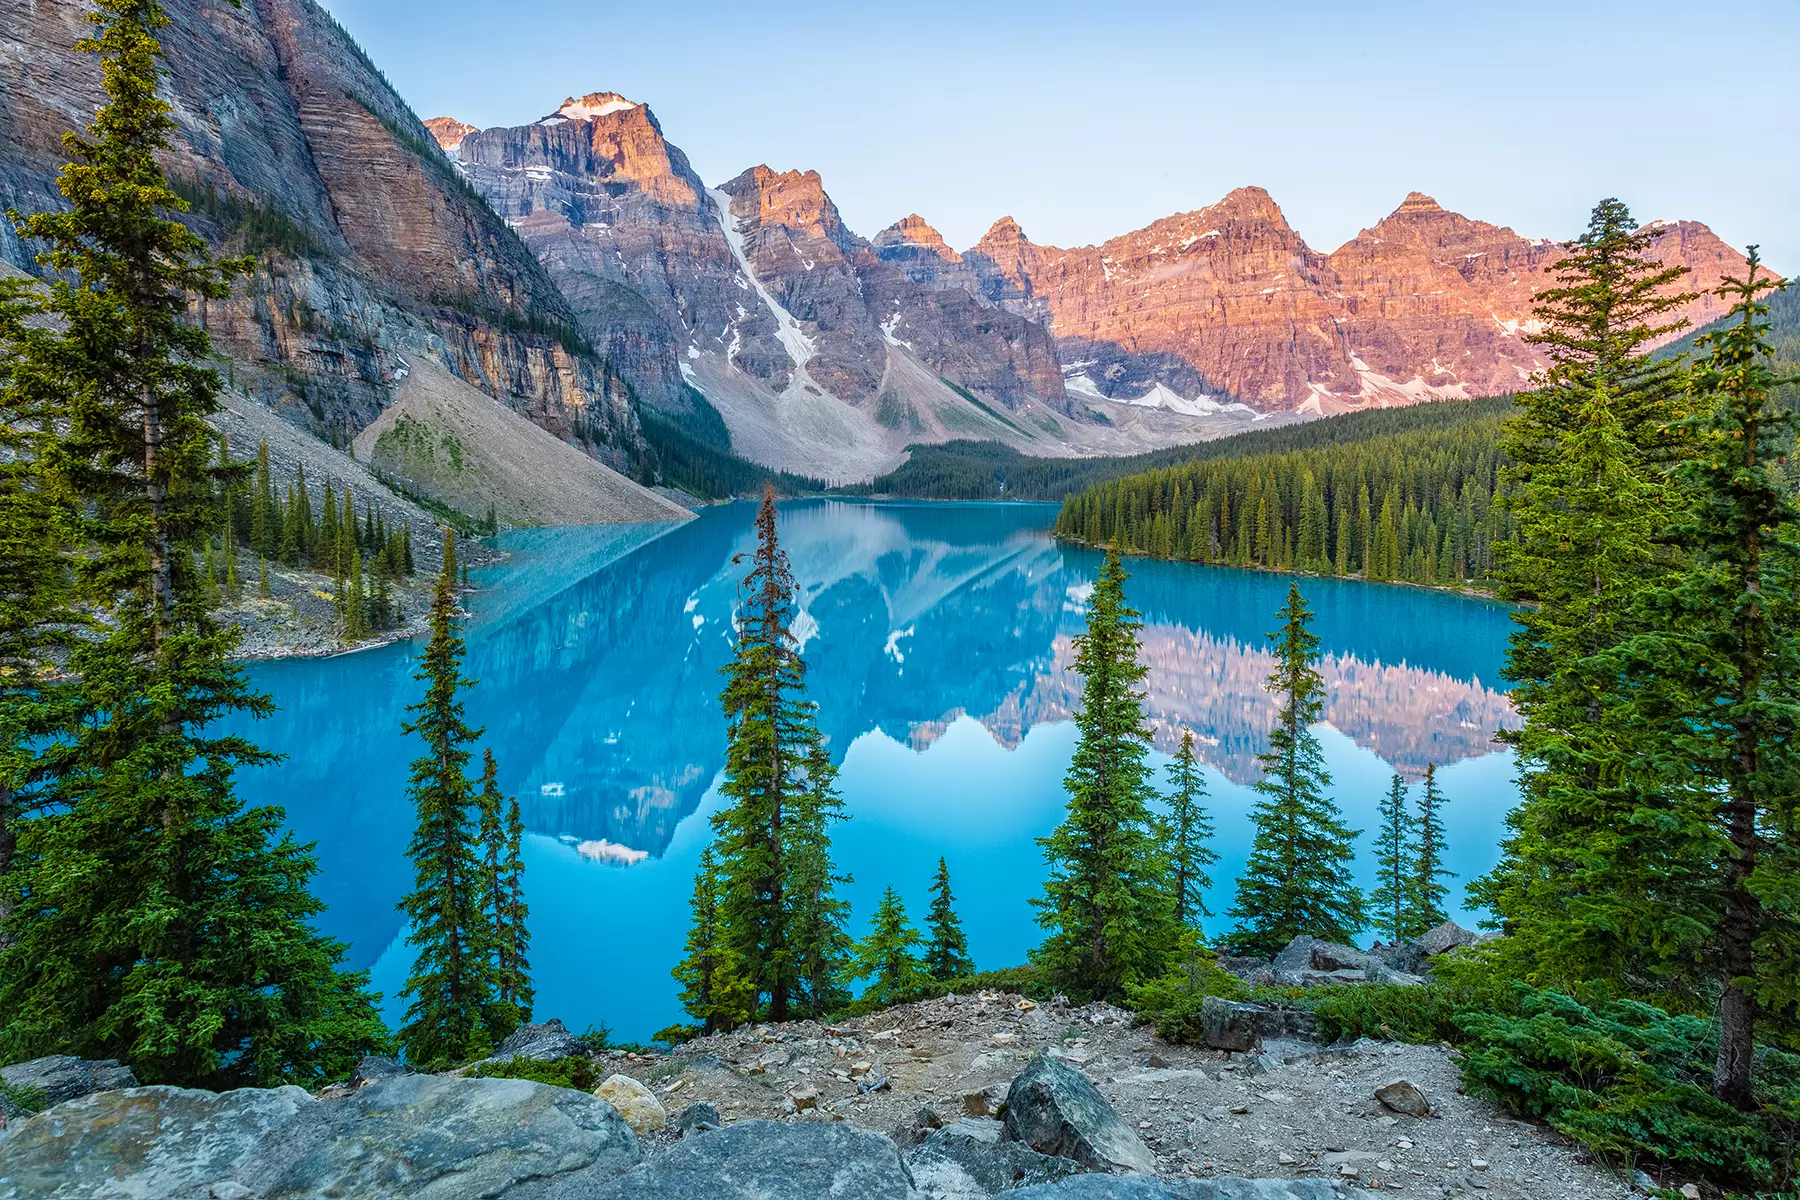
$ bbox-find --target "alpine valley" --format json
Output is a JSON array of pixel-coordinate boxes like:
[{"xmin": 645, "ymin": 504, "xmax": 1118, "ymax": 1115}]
[{"xmin": 0, "ymin": 0, "xmax": 1772, "ymax": 495}]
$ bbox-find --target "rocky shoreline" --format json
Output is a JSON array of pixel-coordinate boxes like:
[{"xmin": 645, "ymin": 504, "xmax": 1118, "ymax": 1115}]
[{"xmin": 0, "ymin": 979, "xmax": 1634, "ymax": 1200}]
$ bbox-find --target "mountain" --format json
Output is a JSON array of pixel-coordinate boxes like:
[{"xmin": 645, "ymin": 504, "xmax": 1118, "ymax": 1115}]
[
  {"xmin": 951, "ymin": 189, "xmax": 1772, "ymax": 415},
  {"xmin": 440, "ymin": 96, "xmax": 1271, "ymax": 481},
  {"xmin": 0, "ymin": 0, "xmax": 641, "ymax": 473}
]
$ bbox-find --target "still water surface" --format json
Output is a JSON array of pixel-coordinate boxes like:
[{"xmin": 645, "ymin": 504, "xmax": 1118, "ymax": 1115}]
[{"xmin": 236, "ymin": 500, "xmax": 1521, "ymax": 1041}]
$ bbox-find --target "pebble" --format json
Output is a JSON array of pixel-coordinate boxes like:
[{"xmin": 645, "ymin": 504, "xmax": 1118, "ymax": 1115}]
[{"xmin": 1229, "ymin": 1104, "xmax": 1250, "ymax": 1115}]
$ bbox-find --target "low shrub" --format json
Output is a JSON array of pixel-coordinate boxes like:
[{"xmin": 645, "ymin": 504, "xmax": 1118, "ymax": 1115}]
[
  {"xmin": 827, "ymin": 964, "xmax": 1053, "ymax": 1020},
  {"xmin": 1456, "ymin": 987, "xmax": 1800, "ymax": 1191},
  {"xmin": 470, "ymin": 1055, "xmax": 599, "ymax": 1093},
  {"xmin": 0, "ymin": 1080, "xmax": 46, "ymax": 1115},
  {"xmin": 1125, "ymin": 942, "xmax": 1250, "ymax": 1044}
]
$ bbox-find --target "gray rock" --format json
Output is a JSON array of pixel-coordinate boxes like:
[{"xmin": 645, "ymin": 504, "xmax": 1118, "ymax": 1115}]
[
  {"xmin": 1201, "ymin": 997, "xmax": 1264, "ymax": 1052},
  {"xmin": 351, "ymin": 1055, "xmax": 409, "ymax": 1086},
  {"xmin": 487, "ymin": 1017, "xmax": 593, "ymax": 1063},
  {"xmin": 583, "ymin": 1119, "xmax": 915, "ymax": 1199},
  {"xmin": 898, "ymin": 1105, "xmax": 945, "ymax": 1147},
  {"xmin": 0, "ymin": 1056, "xmax": 139, "ymax": 1109},
  {"xmin": 1416, "ymin": 921, "xmax": 1477, "ymax": 958},
  {"xmin": 1373, "ymin": 1079, "xmax": 1433, "ymax": 1118},
  {"xmin": 0, "ymin": 1074, "xmax": 641, "ymax": 1199},
  {"xmin": 906, "ymin": 1118, "xmax": 1081, "ymax": 1197},
  {"xmin": 1001, "ymin": 1050, "xmax": 1156, "ymax": 1174},
  {"xmin": 1008, "ymin": 1178, "xmax": 1348, "ymax": 1198},
  {"xmin": 674, "ymin": 1101, "xmax": 722, "ymax": 1135},
  {"xmin": 1269, "ymin": 937, "xmax": 1424, "ymax": 987}
]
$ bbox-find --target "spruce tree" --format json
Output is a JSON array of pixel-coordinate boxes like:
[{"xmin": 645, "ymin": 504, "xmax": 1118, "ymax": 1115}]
[
  {"xmin": 1226, "ymin": 585, "xmax": 1364, "ymax": 955},
  {"xmin": 1408, "ymin": 763, "xmax": 1452, "ymax": 937},
  {"xmin": 673, "ymin": 846, "xmax": 754, "ymax": 1034},
  {"xmin": 853, "ymin": 886, "xmax": 925, "ymax": 1008},
  {"xmin": 251, "ymin": 441, "xmax": 271, "ymax": 554},
  {"xmin": 923, "ymin": 857, "xmax": 973, "ymax": 982},
  {"xmin": 1160, "ymin": 728, "xmax": 1218, "ymax": 932},
  {"xmin": 0, "ymin": 0, "xmax": 385, "ymax": 1087},
  {"xmin": 498, "ymin": 791, "xmax": 532, "ymax": 1018},
  {"xmin": 474, "ymin": 749, "xmax": 528, "ymax": 1035},
  {"xmin": 1369, "ymin": 773, "xmax": 1416, "ymax": 944},
  {"xmin": 709, "ymin": 488, "xmax": 848, "ymax": 1020},
  {"xmin": 1611, "ymin": 256, "xmax": 1800, "ymax": 1106},
  {"xmin": 1475, "ymin": 198, "xmax": 1712, "ymax": 996},
  {"xmin": 397, "ymin": 552, "xmax": 502, "ymax": 1064},
  {"xmin": 786, "ymin": 737, "xmax": 853, "ymax": 1017},
  {"xmin": 1032, "ymin": 549, "xmax": 1175, "ymax": 1000}
]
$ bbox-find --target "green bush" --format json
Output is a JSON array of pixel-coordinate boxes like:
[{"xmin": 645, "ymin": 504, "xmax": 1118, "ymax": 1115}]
[
  {"xmin": 470, "ymin": 1055, "xmax": 599, "ymax": 1093},
  {"xmin": 0, "ymin": 1080, "xmax": 46, "ymax": 1115},
  {"xmin": 826, "ymin": 964, "xmax": 1053, "ymax": 1020},
  {"xmin": 1457, "ymin": 987, "xmax": 1800, "ymax": 1190},
  {"xmin": 1125, "ymin": 942, "xmax": 1251, "ymax": 1044}
]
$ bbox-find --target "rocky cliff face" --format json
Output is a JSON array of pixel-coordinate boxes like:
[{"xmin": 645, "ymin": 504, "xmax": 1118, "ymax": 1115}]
[
  {"xmin": 952, "ymin": 189, "xmax": 1771, "ymax": 414},
  {"xmin": 0, "ymin": 0, "xmax": 639, "ymax": 463}
]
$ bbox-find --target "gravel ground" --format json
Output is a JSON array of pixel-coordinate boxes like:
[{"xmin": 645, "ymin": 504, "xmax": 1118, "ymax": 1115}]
[{"xmin": 596, "ymin": 992, "xmax": 1635, "ymax": 1199}]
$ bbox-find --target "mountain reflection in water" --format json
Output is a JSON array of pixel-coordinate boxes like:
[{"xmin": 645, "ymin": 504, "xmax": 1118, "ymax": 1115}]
[{"xmin": 235, "ymin": 499, "xmax": 1520, "ymax": 1040}]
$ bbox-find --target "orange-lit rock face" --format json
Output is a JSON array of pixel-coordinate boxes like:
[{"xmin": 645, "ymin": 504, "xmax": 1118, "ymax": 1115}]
[{"xmin": 955, "ymin": 190, "xmax": 1772, "ymax": 413}]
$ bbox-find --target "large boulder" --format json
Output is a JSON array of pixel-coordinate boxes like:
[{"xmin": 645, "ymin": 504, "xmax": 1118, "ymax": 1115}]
[
  {"xmin": 1001, "ymin": 1051, "xmax": 1156, "ymax": 1175},
  {"xmin": 0, "ymin": 1074, "xmax": 641, "ymax": 1199},
  {"xmin": 904, "ymin": 1117, "xmax": 1081, "ymax": 1197},
  {"xmin": 0, "ymin": 1056, "xmax": 139, "ymax": 1109},
  {"xmin": 1201, "ymin": 997, "xmax": 1262, "ymax": 1052},
  {"xmin": 1270, "ymin": 937, "xmax": 1422, "ymax": 987},
  {"xmin": 1008, "ymin": 1178, "xmax": 1348, "ymax": 1198},
  {"xmin": 594, "ymin": 1074, "xmax": 667, "ymax": 1134},
  {"xmin": 582, "ymin": 1119, "xmax": 916, "ymax": 1199},
  {"xmin": 487, "ymin": 1018, "xmax": 593, "ymax": 1064},
  {"xmin": 1372, "ymin": 922, "xmax": 1478, "ymax": 975}
]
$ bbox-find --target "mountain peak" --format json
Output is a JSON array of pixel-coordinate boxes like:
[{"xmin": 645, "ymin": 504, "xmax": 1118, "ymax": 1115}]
[
  {"xmin": 1396, "ymin": 191, "xmax": 1443, "ymax": 213},
  {"xmin": 548, "ymin": 92, "xmax": 641, "ymax": 123},
  {"xmin": 1206, "ymin": 186, "xmax": 1290, "ymax": 229},
  {"xmin": 873, "ymin": 214, "xmax": 957, "ymax": 258},
  {"xmin": 975, "ymin": 216, "xmax": 1031, "ymax": 250},
  {"xmin": 423, "ymin": 117, "xmax": 476, "ymax": 154}
]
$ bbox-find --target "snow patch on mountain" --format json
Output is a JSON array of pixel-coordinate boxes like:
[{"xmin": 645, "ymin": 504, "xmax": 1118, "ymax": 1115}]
[
  {"xmin": 557, "ymin": 94, "xmax": 640, "ymax": 120},
  {"xmin": 707, "ymin": 187, "xmax": 817, "ymax": 381}
]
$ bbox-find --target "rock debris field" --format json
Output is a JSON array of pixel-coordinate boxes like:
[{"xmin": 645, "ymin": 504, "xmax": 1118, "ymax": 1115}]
[{"xmin": 0, "ymin": 994, "xmax": 1643, "ymax": 1199}]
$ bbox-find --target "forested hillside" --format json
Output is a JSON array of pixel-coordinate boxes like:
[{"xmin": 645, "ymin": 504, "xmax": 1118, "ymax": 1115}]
[
  {"xmin": 844, "ymin": 396, "xmax": 1517, "ymax": 501},
  {"xmin": 1054, "ymin": 414, "xmax": 1517, "ymax": 587}
]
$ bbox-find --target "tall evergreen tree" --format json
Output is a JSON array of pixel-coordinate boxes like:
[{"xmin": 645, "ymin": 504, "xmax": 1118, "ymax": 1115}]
[
  {"xmin": 923, "ymin": 857, "xmax": 973, "ymax": 982},
  {"xmin": 497, "ymin": 791, "xmax": 532, "ymax": 1019},
  {"xmin": 1475, "ymin": 198, "xmax": 1713, "ymax": 997},
  {"xmin": 1160, "ymin": 728, "xmax": 1219, "ymax": 932},
  {"xmin": 397, "ymin": 549, "xmax": 502, "ymax": 1064},
  {"xmin": 1032, "ymin": 549, "xmax": 1175, "ymax": 1000},
  {"xmin": 1369, "ymin": 773, "xmax": 1416, "ymax": 944},
  {"xmin": 709, "ymin": 488, "xmax": 847, "ymax": 1021},
  {"xmin": 853, "ymin": 886, "xmax": 925, "ymax": 1008},
  {"xmin": 785, "ymin": 737, "xmax": 853, "ymax": 1017},
  {"xmin": 1611, "ymin": 256, "xmax": 1800, "ymax": 1106},
  {"xmin": 672, "ymin": 846, "xmax": 754, "ymax": 1034},
  {"xmin": 0, "ymin": 0, "xmax": 385, "ymax": 1088},
  {"xmin": 474, "ymin": 750, "xmax": 526, "ymax": 1038},
  {"xmin": 1409, "ymin": 764, "xmax": 1452, "ymax": 936},
  {"xmin": 1226, "ymin": 585, "xmax": 1364, "ymax": 955}
]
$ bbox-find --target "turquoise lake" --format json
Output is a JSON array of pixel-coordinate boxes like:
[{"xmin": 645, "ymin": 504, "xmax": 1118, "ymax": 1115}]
[{"xmin": 236, "ymin": 499, "xmax": 1522, "ymax": 1042}]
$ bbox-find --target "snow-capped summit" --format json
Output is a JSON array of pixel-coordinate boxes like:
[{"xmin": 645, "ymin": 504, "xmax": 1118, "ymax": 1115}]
[{"xmin": 546, "ymin": 92, "xmax": 641, "ymax": 123}]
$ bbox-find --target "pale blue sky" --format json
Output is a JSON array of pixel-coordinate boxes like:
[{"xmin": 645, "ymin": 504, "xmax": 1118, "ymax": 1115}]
[{"xmin": 318, "ymin": 0, "xmax": 1798, "ymax": 268}]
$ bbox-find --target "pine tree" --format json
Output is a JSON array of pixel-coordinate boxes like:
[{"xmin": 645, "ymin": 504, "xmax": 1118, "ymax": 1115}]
[
  {"xmin": 710, "ymin": 487, "xmax": 846, "ymax": 1021},
  {"xmin": 1032, "ymin": 548, "xmax": 1176, "ymax": 1001},
  {"xmin": 923, "ymin": 857, "xmax": 973, "ymax": 982},
  {"xmin": 785, "ymin": 736, "xmax": 853, "ymax": 1017},
  {"xmin": 498, "ymin": 792, "xmax": 532, "ymax": 1019},
  {"xmin": 1408, "ymin": 764, "xmax": 1452, "ymax": 937},
  {"xmin": 673, "ymin": 846, "xmax": 754, "ymax": 1034},
  {"xmin": 397, "ymin": 552, "xmax": 502, "ymax": 1065},
  {"xmin": 853, "ymin": 886, "xmax": 925, "ymax": 1008},
  {"xmin": 1160, "ymin": 729, "xmax": 1218, "ymax": 932},
  {"xmin": 0, "ymin": 0, "xmax": 385, "ymax": 1088},
  {"xmin": 1369, "ymin": 774, "xmax": 1415, "ymax": 944},
  {"xmin": 1226, "ymin": 585, "xmax": 1364, "ymax": 955},
  {"xmin": 258, "ymin": 553, "xmax": 270, "ymax": 599},
  {"xmin": 1611, "ymin": 256, "xmax": 1800, "ymax": 1106},
  {"xmin": 1474, "ymin": 198, "xmax": 1712, "ymax": 997},
  {"xmin": 474, "ymin": 749, "xmax": 527, "ymax": 1039}
]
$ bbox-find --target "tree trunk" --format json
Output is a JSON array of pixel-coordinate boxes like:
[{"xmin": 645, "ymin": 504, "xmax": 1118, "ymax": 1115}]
[{"xmin": 1714, "ymin": 775, "xmax": 1757, "ymax": 1108}]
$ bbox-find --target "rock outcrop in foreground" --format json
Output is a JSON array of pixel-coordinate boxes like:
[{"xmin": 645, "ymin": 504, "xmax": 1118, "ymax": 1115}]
[{"xmin": 0, "ymin": 961, "xmax": 1633, "ymax": 1200}]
